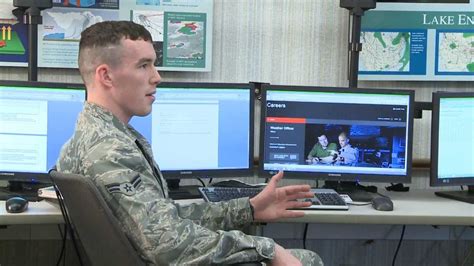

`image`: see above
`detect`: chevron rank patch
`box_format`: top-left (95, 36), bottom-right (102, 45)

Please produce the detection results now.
top-left (105, 174), bottom-right (142, 196)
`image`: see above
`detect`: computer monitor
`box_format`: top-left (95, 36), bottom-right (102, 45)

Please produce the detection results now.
top-left (129, 82), bottom-right (255, 185)
top-left (259, 85), bottom-right (414, 199)
top-left (430, 91), bottom-right (474, 204)
top-left (377, 0), bottom-right (469, 2)
top-left (0, 80), bottom-right (85, 199)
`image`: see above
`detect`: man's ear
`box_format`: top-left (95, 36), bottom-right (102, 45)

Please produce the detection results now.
top-left (96, 64), bottom-right (113, 89)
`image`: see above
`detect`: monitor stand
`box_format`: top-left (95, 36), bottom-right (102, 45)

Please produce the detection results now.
top-left (0, 181), bottom-right (50, 201)
top-left (323, 181), bottom-right (375, 202)
top-left (434, 185), bottom-right (474, 204)
top-left (166, 179), bottom-right (202, 200)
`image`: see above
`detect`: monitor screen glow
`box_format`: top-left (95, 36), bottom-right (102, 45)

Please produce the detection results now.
top-left (431, 92), bottom-right (474, 186)
top-left (130, 82), bottom-right (254, 179)
top-left (0, 81), bottom-right (85, 183)
top-left (259, 85), bottom-right (414, 183)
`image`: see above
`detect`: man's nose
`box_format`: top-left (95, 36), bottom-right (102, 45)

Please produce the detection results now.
top-left (152, 70), bottom-right (161, 85)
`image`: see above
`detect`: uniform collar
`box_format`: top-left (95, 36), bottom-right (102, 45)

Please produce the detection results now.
top-left (84, 101), bottom-right (137, 141)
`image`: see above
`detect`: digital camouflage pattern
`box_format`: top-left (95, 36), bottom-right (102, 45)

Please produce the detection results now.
top-left (57, 102), bottom-right (323, 265)
top-left (289, 249), bottom-right (324, 266)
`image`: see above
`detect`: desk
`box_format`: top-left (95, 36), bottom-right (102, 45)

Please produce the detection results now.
top-left (1, 190), bottom-right (472, 226)
top-left (0, 200), bottom-right (63, 225)
top-left (278, 190), bottom-right (474, 226)
top-left (0, 199), bottom-right (205, 225)
top-left (1, 190), bottom-right (473, 266)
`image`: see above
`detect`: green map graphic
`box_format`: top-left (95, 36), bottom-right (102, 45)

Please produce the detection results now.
top-left (438, 32), bottom-right (474, 73)
top-left (360, 31), bottom-right (411, 72)
top-left (0, 32), bottom-right (26, 55)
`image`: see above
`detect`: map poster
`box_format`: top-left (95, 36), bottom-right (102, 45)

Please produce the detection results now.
top-left (0, 0), bottom-right (28, 67)
top-left (163, 12), bottom-right (206, 68)
top-left (121, 0), bottom-right (213, 72)
top-left (132, 10), bottom-right (165, 66)
top-left (38, 7), bottom-right (119, 68)
top-left (0, 0), bottom-right (213, 72)
top-left (52, 0), bottom-right (120, 9)
top-left (360, 1), bottom-right (474, 81)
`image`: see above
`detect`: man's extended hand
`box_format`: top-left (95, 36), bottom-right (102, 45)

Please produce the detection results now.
top-left (249, 171), bottom-right (313, 222)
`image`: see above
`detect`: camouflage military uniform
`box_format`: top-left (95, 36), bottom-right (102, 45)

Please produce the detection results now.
top-left (57, 102), bottom-right (323, 266)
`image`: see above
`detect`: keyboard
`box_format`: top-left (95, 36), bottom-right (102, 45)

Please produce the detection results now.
top-left (168, 186), bottom-right (203, 200)
top-left (300, 189), bottom-right (349, 210)
top-left (199, 186), bottom-right (263, 202)
top-left (199, 187), bottom-right (349, 210)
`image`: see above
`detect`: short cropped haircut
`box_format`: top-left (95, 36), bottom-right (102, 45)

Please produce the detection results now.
top-left (78, 21), bottom-right (153, 85)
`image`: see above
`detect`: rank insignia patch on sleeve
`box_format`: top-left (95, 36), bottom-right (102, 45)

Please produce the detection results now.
top-left (106, 175), bottom-right (142, 196)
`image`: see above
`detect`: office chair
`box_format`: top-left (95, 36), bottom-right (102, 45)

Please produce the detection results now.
top-left (50, 170), bottom-right (262, 266)
top-left (49, 170), bottom-right (146, 266)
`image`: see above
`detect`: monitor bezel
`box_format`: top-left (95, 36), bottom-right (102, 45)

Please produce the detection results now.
top-left (430, 91), bottom-right (474, 187)
top-left (0, 80), bottom-right (86, 184)
top-left (258, 84), bottom-right (415, 183)
top-left (154, 82), bottom-right (255, 179)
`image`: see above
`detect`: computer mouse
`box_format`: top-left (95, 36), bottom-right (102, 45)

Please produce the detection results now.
top-left (371, 196), bottom-right (393, 211)
top-left (5, 196), bottom-right (29, 213)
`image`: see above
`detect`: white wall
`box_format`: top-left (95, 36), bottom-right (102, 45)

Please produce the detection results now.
top-left (1, 0), bottom-right (472, 163)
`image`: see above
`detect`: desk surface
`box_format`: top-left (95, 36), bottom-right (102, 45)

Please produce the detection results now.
top-left (1, 190), bottom-right (473, 226)
top-left (279, 190), bottom-right (474, 226)
top-left (0, 200), bottom-right (64, 225)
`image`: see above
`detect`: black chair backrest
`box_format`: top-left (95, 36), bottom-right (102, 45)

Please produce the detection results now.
top-left (49, 170), bottom-right (146, 266)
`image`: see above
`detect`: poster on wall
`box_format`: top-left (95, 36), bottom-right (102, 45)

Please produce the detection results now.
top-left (0, 1), bottom-right (28, 67)
top-left (359, 0), bottom-right (474, 81)
top-left (123, 0), bottom-right (212, 71)
top-left (38, 2), bottom-right (119, 68)
top-left (0, 0), bottom-right (213, 72)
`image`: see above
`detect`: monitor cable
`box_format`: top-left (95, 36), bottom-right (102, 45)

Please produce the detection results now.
top-left (392, 225), bottom-right (406, 266)
top-left (54, 184), bottom-right (84, 266)
top-left (196, 177), bottom-right (206, 187)
top-left (386, 183), bottom-right (409, 192)
top-left (357, 183), bottom-right (378, 193)
top-left (303, 223), bottom-right (309, 249)
top-left (461, 243), bottom-right (474, 266)
top-left (347, 202), bottom-right (371, 206)
top-left (56, 223), bottom-right (67, 266)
